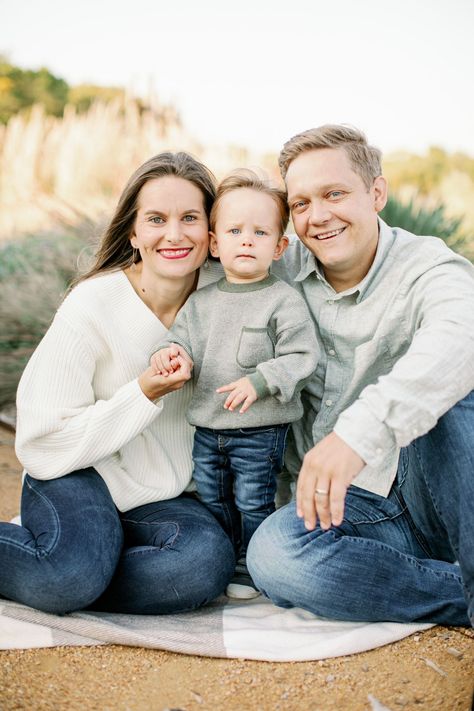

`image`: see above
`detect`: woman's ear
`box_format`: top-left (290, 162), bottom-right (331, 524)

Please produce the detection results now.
top-left (209, 232), bottom-right (219, 258)
top-left (273, 235), bottom-right (289, 261)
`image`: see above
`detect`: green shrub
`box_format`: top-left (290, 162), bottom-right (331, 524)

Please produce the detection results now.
top-left (380, 195), bottom-right (470, 257)
top-left (0, 229), bottom-right (93, 408)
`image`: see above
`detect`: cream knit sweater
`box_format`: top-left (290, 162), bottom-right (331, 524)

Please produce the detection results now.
top-left (15, 264), bottom-right (222, 511)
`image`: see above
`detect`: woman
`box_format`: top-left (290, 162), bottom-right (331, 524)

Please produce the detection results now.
top-left (0, 152), bottom-right (235, 615)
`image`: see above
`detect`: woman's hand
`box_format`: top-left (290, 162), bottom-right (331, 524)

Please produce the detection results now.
top-left (150, 344), bottom-right (193, 376)
top-left (216, 376), bottom-right (257, 414)
top-left (139, 355), bottom-right (192, 401)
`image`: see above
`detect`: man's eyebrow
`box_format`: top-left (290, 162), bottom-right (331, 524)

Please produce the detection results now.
top-left (288, 183), bottom-right (350, 200)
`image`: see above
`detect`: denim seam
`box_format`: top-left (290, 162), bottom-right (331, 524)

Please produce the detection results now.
top-left (345, 507), bottom-right (407, 527)
top-left (120, 519), bottom-right (180, 549)
top-left (342, 536), bottom-right (463, 581)
top-left (24, 478), bottom-right (61, 556)
top-left (411, 440), bottom-right (461, 562)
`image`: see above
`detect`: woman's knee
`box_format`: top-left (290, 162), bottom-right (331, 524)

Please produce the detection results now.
top-left (9, 478), bottom-right (124, 614)
top-left (107, 502), bottom-right (235, 614)
top-left (188, 522), bottom-right (235, 601)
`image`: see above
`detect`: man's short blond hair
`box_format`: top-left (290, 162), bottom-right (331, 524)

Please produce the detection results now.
top-left (278, 124), bottom-right (382, 190)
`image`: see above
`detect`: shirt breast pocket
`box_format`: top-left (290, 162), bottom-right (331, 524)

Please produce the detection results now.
top-left (236, 327), bottom-right (275, 369)
top-left (351, 337), bottom-right (394, 385)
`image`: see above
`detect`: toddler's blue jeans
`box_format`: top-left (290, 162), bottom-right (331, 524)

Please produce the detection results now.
top-left (193, 424), bottom-right (289, 556)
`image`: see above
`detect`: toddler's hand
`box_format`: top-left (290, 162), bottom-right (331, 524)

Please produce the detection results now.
top-left (151, 344), bottom-right (193, 377)
top-left (139, 355), bottom-right (192, 400)
top-left (216, 377), bottom-right (257, 414)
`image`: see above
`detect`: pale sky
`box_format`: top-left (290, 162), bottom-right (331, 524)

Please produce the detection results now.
top-left (2, 0), bottom-right (473, 156)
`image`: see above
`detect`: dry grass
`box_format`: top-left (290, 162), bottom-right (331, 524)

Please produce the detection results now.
top-left (0, 98), bottom-right (276, 240)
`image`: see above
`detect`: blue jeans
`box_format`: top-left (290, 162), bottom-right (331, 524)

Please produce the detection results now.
top-left (247, 391), bottom-right (474, 626)
top-left (0, 467), bottom-right (235, 615)
top-left (193, 424), bottom-right (289, 556)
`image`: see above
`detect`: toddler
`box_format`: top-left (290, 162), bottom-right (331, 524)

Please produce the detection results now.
top-left (152, 170), bottom-right (319, 598)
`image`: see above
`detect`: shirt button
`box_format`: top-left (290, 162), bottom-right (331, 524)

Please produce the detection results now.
top-left (327, 299), bottom-right (334, 305)
top-left (328, 349), bottom-right (336, 356)
top-left (325, 399), bottom-right (333, 406)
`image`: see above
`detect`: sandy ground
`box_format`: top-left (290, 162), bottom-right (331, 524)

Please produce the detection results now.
top-left (0, 424), bottom-right (472, 711)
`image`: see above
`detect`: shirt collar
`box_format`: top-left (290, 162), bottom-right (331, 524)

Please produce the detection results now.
top-left (294, 218), bottom-right (395, 302)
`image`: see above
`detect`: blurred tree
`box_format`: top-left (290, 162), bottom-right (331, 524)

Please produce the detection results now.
top-left (0, 56), bottom-right (69, 123)
top-left (68, 83), bottom-right (126, 112)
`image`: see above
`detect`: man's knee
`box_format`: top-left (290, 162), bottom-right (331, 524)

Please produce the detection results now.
top-left (247, 506), bottom-right (299, 595)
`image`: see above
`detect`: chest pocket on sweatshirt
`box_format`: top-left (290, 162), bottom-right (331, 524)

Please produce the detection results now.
top-left (236, 327), bottom-right (275, 369)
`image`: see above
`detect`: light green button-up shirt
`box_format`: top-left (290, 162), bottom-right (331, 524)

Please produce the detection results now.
top-left (274, 219), bottom-right (474, 496)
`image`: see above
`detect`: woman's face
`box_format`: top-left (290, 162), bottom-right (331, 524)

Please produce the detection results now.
top-left (131, 176), bottom-right (210, 280)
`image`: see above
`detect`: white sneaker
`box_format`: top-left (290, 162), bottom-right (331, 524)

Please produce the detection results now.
top-left (226, 558), bottom-right (261, 600)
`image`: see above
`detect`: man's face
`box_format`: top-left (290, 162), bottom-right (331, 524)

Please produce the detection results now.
top-left (285, 148), bottom-right (387, 291)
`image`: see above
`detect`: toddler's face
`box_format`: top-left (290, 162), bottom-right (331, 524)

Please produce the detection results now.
top-left (210, 188), bottom-right (288, 283)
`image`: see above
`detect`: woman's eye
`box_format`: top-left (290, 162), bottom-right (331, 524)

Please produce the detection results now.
top-left (150, 216), bottom-right (164, 224)
top-left (230, 228), bottom-right (241, 235)
top-left (183, 214), bottom-right (196, 222)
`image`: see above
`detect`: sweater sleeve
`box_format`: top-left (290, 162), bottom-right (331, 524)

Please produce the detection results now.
top-left (155, 304), bottom-right (194, 359)
top-left (248, 293), bottom-right (320, 403)
top-left (15, 314), bottom-right (162, 479)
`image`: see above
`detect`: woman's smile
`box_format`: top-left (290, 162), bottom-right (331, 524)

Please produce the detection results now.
top-left (158, 247), bottom-right (194, 259)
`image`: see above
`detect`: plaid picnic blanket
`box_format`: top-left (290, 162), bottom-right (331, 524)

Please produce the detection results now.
top-left (0, 597), bottom-right (432, 661)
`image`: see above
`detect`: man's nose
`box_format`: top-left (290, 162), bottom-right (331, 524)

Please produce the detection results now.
top-left (308, 201), bottom-right (331, 225)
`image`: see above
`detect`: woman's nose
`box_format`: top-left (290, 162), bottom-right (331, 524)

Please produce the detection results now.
top-left (165, 221), bottom-right (183, 243)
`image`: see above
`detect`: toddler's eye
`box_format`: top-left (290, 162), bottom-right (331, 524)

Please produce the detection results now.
top-left (255, 230), bottom-right (265, 236)
top-left (230, 228), bottom-right (241, 235)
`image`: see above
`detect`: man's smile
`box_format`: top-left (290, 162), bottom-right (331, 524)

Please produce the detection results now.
top-left (311, 226), bottom-right (347, 241)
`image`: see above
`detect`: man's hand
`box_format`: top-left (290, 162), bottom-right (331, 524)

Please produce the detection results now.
top-left (296, 432), bottom-right (365, 531)
top-left (150, 344), bottom-right (193, 377)
top-left (216, 377), bottom-right (257, 414)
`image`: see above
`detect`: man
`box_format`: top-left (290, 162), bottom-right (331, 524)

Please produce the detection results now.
top-left (247, 125), bottom-right (474, 626)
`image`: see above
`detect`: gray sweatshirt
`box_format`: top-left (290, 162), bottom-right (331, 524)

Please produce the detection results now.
top-left (158, 274), bottom-right (319, 429)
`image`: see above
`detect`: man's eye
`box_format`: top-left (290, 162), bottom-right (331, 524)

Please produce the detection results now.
top-left (230, 228), bottom-right (241, 234)
top-left (150, 216), bottom-right (164, 224)
top-left (328, 191), bottom-right (343, 198)
top-left (292, 201), bottom-right (306, 211)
